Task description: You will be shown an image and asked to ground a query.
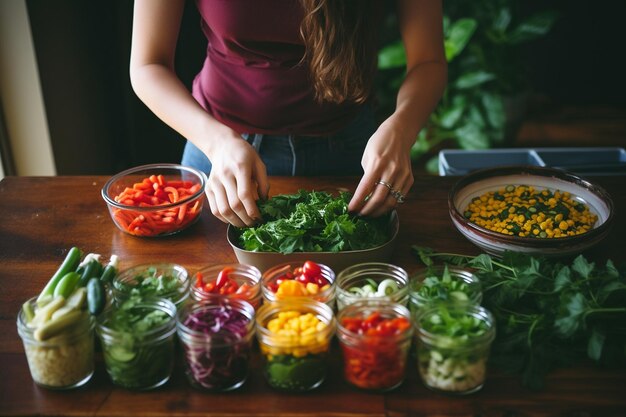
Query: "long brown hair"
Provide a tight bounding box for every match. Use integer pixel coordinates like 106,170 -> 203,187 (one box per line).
300,0 -> 377,104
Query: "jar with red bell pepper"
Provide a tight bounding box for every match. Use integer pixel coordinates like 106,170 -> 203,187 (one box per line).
190,264 -> 262,309
337,299 -> 413,392
261,261 -> 336,308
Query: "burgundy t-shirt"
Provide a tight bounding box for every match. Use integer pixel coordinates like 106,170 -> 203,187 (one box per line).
192,0 -> 362,135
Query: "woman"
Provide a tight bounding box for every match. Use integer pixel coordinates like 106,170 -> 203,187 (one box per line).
130,0 -> 447,227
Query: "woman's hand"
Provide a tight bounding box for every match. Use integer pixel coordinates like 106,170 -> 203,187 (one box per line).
205,132 -> 269,227
349,0 -> 447,217
348,121 -> 414,217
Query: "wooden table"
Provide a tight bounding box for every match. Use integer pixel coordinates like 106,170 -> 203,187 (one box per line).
1,175 -> 625,417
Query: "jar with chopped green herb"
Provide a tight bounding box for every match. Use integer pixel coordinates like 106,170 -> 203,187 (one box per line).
336,263 -> 409,311
256,300 -> 335,392
96,298 -> 177,390
409,265 -> 482,314
415,304 -> 495,394
112,263 -> 190,307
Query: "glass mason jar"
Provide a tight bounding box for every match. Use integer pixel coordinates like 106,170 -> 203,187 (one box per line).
190,263 -> 262,310
415,304 -> 496,395
261,261 -> 336,309
17,296 -> 95,390
408,266 -> 482,315
336,262 -> 409,311
176,298 -> 256,391
256,300 -> 335,392
111,263 -> 190,308
97,298 -> 177,390
337,299 -> 413,392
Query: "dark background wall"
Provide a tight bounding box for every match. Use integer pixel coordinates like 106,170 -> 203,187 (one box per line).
25,0 -> 626,175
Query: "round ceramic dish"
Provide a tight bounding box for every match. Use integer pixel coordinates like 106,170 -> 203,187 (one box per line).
448,166 -> 614,257
227,211 -> 399,273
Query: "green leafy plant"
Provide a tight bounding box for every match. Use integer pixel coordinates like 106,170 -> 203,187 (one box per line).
377,2 -> 558,172
235,190 -> 391,253
412,246 -> 626,390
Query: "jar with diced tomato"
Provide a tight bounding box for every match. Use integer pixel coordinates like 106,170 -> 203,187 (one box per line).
190,264 -> 262,309
261,261 -> 336,309
337,299 -> 413,392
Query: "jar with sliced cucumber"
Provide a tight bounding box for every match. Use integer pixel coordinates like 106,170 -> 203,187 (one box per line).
335,263 -> 409,311
415,304 -> 495,395
408,265 -> 482,315
96,298 -> 177,390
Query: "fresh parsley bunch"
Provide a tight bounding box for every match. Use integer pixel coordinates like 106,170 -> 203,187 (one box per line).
236,190 -> 391,254
413,246 -> 626,390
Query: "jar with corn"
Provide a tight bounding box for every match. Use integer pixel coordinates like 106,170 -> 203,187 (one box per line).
255,300 -> 335,392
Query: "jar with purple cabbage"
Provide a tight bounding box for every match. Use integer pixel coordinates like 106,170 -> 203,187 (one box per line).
176,298 -> 255,391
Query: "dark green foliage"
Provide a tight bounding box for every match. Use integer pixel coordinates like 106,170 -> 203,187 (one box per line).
412,246 -> 626,390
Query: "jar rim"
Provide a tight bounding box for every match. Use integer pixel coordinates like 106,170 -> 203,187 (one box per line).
17,297 -> 95,345
336,299 -> 413,343
176,298 -> 256,345
96,298 -> 177,341
255,300 -> 336,341
415,304 -> 496,347
112,263 -> 190,304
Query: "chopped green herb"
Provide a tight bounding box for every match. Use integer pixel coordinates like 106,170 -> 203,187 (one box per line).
236,190 -> 391,254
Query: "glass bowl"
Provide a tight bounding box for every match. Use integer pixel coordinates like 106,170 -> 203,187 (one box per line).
101,163 -> 206,237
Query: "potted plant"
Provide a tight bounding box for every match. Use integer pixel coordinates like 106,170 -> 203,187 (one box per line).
377,2 -> 558,172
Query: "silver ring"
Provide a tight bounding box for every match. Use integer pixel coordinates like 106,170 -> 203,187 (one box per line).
390,189 -> 406,204
375,180 -> 394,191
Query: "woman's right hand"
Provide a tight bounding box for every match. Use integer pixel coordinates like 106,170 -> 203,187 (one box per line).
204,132 -> 269,227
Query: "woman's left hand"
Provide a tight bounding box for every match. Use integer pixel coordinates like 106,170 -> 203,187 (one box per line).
348,121 -> 414,217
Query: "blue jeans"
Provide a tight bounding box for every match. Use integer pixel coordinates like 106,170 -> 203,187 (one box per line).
181,105 -> 377,176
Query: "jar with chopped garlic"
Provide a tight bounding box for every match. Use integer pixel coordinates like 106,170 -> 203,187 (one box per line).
256,300 -> 335,392
17,296 -> 95,389
463,185 -> 598,238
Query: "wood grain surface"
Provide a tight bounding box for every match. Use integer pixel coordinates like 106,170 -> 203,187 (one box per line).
0,175 -> 625,417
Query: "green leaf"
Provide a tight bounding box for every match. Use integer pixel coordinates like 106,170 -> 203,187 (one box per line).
425,155 -> 440,174
454,123 -> 491,149
468,254 -> 494,272
410,130 -> 430,160
444,18 -> 478,62
481,92 -> 506,129
455,71 -> 496,89
412,246 -> 435,267
506,11 -> 559,45
555,292 -> 589,338
378,41 -> 406,69
492,8 -> 512,32
553,266 -> 572,292
439,95 -> 467,128
587,327 -> 606,361
571,256 -> 595,279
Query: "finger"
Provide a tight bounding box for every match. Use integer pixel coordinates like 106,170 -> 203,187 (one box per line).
221,176 -> 257,227
359,179 -> 394,216
205,186 -> 229,225
253,157 -> 270,200
369,175 -> 414,217
348,170 -> 380,213
210,180 -> 248,228
235,165 -> 262,223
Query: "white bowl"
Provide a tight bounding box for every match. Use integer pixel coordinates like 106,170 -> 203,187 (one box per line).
448,166 -> 614,257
